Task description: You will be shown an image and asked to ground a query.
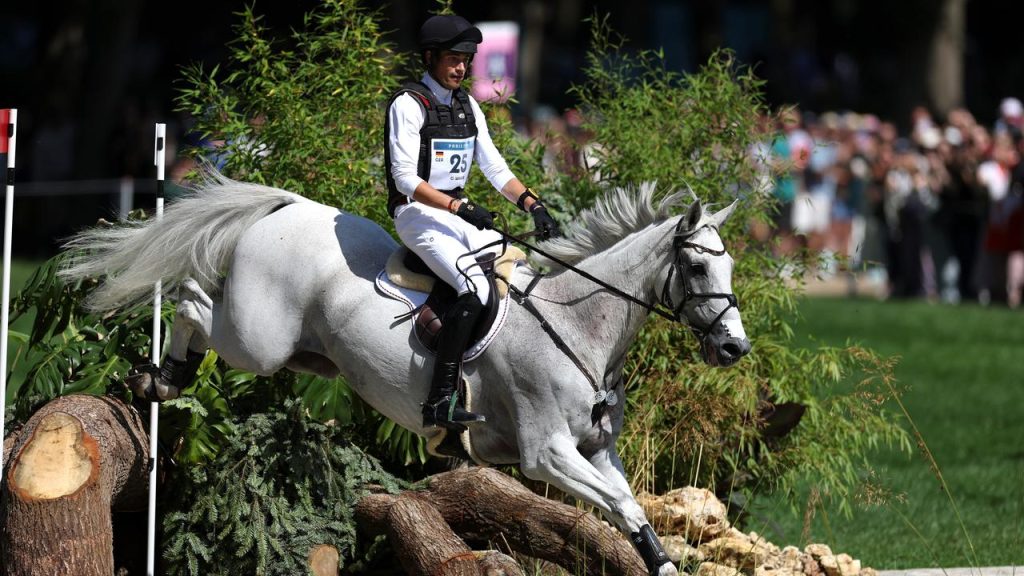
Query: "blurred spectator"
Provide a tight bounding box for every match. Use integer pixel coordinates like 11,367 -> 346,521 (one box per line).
940,108 -> 987,302
995,97 -> 1024,138
882,138 -> 936,298
771,108 -> 812,254
979,132 -> 1024,305
792,112 -> 836,255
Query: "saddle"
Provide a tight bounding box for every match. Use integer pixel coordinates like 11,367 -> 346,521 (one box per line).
375,245 -> 524,462
375,245 -> 525,360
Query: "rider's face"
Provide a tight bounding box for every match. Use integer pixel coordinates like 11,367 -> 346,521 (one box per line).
429,50 -> 471,90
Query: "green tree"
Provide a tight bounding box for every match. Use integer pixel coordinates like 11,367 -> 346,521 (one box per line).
175,1 -> 401,223
562,16 -> 910,515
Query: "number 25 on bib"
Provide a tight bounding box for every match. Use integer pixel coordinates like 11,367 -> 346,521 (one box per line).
430,138 -> 475,189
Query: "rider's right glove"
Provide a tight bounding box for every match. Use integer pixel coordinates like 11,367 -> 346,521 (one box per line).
517,187 -> 562,240
455,200 -> 494,230
530,205 -> 562,240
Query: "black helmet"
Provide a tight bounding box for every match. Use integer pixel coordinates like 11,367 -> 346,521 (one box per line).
418,14 -> 482,53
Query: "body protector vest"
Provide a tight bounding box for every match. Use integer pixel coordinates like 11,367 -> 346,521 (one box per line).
385,81 -> 478,217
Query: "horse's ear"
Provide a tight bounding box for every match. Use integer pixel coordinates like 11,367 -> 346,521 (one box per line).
681,198 -> 703,234
711,199 -> 739,227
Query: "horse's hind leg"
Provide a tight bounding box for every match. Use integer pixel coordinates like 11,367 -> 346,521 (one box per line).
126,278 -> 214,401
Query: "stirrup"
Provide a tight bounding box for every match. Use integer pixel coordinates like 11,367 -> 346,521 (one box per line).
422,394 -> 486,432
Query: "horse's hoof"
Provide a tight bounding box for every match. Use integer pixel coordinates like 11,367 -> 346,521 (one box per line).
655,563 -> 679,576
126,364 -> 161,400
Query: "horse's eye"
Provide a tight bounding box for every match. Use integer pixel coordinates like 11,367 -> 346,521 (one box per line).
691,263 -> 707,276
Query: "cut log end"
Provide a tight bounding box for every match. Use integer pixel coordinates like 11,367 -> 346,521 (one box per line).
10,411 -> 99,500
308,544 -> 340,576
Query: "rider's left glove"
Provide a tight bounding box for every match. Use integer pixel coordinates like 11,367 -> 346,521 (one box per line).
455,200 -> 495,230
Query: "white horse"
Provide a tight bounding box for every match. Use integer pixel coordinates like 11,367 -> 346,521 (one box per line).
60,172 -> 750,575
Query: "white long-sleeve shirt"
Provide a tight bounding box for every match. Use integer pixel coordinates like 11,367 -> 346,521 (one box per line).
387,73 -> 516,199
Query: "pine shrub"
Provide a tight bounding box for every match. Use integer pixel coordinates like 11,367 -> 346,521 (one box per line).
162,399 -> 403,575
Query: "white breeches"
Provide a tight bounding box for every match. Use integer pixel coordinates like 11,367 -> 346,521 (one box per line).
394,202 -> 503,306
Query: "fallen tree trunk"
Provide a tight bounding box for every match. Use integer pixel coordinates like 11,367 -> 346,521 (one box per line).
357,467 -> 646,576
387,496 -> 483,575
1,394 -> 150,576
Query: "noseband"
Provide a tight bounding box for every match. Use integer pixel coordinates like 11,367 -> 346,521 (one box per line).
660,218 -> 740,345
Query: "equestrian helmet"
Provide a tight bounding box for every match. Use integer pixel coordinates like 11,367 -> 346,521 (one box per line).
418,14 -> 482,53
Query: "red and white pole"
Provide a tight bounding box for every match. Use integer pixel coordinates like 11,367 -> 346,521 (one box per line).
147,122 -> 166,576
1,108 -> 18,472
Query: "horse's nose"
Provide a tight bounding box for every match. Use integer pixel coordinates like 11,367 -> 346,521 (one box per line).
722,337 -> 751,360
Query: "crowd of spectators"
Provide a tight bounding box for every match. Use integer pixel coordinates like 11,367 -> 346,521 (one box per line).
750,98 -> 1024,307
526,98 -> 1024,307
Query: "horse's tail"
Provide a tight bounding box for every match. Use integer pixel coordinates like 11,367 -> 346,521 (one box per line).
59,168 -> 309,312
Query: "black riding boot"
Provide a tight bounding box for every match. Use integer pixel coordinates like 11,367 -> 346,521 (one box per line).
422,292 -> 487,431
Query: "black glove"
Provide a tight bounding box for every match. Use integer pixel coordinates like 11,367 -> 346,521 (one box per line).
455,200 -> 494,230
531,205 -> 562,240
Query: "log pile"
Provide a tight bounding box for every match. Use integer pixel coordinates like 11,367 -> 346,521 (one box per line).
356,467 -> 647,575
2,396 -> 647,575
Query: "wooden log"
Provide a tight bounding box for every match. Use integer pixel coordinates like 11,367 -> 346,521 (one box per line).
356,468 -> 645,576
308,544 -> 340,576
387,495 -> 481,575
1,395 -> 149,576
2,424 -> 22,465
475,550 -> 526,575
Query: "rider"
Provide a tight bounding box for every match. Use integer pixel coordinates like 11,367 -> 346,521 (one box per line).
384,14 -> 562,431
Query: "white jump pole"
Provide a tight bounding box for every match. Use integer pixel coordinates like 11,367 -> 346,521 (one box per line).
1,108 -> 18,473
147,122 -> 166,576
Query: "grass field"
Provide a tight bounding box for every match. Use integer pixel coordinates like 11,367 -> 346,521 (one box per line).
757,297 -> 1024,570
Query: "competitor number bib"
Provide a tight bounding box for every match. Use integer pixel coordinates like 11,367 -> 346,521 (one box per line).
428,137 -> 475,190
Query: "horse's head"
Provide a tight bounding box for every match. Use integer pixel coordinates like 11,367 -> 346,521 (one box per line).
660,197 -> 751,367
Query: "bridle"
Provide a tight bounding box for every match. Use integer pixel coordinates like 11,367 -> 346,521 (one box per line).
660,217 -> 740,347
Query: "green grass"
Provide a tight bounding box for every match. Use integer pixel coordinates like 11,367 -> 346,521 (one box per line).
3,259 -> 44,405
757,297 -> 1024,569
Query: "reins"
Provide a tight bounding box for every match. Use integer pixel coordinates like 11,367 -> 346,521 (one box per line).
496,228 -> 679,322
451,214 -> 740,410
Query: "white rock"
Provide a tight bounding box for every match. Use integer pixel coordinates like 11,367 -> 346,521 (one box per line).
663,534 -> 706,564
696,562 -> 745,576
638,487 -> 731,543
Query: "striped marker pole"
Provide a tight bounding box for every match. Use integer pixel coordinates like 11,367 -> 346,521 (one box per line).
1,108 -> 18,472
147,123 -> 166,576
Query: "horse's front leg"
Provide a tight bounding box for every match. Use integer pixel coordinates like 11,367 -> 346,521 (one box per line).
519,435 -> 677,576
126,279 -> 212,401
588,445 -> 675,575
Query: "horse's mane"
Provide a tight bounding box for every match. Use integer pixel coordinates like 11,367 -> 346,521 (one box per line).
533,182 -> 687,269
